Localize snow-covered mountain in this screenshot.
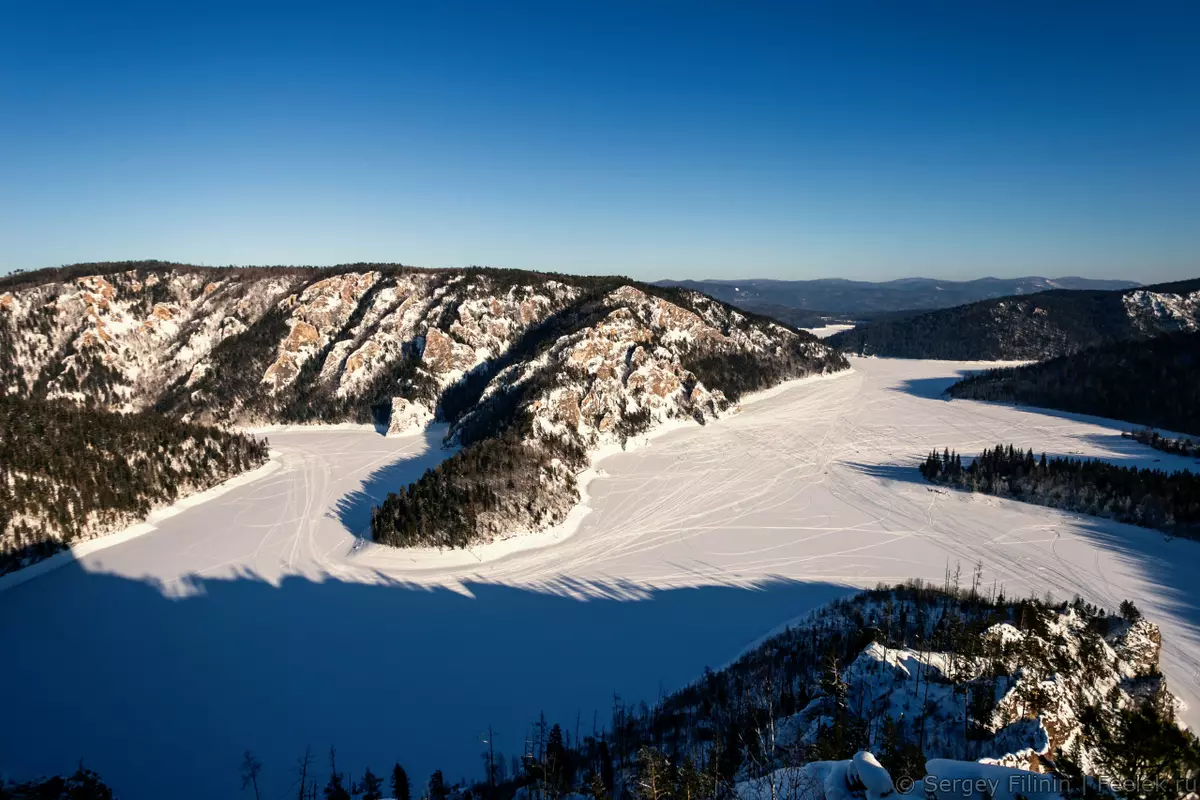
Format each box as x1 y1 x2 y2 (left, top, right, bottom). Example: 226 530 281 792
1 262 849 549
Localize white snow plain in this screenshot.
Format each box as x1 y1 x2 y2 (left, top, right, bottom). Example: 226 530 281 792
3 357 1199 800
801 323 856 338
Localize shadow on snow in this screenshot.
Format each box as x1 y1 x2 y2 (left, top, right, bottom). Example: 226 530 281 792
0 558 854 800
329 427 452 538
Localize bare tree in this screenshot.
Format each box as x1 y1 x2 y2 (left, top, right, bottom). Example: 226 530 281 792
241 750 263 800
295 746 314 800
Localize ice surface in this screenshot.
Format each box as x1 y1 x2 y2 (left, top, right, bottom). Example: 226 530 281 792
802 324 856 339
2 358 1199 799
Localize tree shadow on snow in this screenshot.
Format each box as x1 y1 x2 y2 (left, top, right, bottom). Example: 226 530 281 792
844 460 931 487
891 370 979 400
329 427 452 537
0 558 855 800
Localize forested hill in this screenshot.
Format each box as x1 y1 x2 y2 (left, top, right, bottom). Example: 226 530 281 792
370 284 848 548
947 331 1200 436
828 278 1199 360
2 261 848 551
0 394 268 575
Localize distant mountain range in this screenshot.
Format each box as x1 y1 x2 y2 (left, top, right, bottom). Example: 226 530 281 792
826 278 1199 360
654 276 1140 322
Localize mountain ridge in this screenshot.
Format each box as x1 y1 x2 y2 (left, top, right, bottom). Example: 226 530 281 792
828 278 1200 360
654 276 1141 320
1 261 848 551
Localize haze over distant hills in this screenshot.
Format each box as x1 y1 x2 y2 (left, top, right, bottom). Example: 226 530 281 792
655 276 1140 324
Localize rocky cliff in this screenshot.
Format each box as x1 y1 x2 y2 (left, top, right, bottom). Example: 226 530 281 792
1 262 849 549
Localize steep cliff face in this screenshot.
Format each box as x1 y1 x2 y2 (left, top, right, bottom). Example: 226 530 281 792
0 269 298 408
0 265 585 427
2 262 849 550
777 604 1172 775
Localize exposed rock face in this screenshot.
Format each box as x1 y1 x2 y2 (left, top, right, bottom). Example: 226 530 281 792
763 593 1181 786
387 397 433 436
0 265 581 425
0 268 298 407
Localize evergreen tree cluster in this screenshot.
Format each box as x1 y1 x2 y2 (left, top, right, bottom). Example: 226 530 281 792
947 331 1200 436
0 765 113 799
829 278 1200 360
0 394 268 574
1124 427 1200 458
371 426 587 548
919 445 1200 539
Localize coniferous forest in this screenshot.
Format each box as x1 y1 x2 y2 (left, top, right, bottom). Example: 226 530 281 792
1124 427 1200 459
0 394 269 574
946 331 1200 436
828 278 1200 360
919 445 1200 539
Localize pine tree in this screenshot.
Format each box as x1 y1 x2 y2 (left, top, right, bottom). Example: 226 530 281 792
428 770 447 800
545 723 569 798
391 765 410 800
325 748 351 800
1120 599 1142 622
360 767 383 800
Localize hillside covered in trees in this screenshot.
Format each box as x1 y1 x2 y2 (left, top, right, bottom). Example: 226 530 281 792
0 394 268 574
946 331 1200 436
1125 427 1200 459
829 278 1199 360
919 445 1200 540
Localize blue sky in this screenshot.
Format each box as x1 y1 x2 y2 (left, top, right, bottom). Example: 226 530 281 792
1 1 1197 282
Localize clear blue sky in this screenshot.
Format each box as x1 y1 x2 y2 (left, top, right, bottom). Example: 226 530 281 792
1 1 1197 282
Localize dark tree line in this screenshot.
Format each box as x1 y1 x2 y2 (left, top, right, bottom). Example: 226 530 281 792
948 331 1200 436
919 444 1200 539
0 765 113 799
830 278 1200 360
0 394 269 574
1125 427 1200 459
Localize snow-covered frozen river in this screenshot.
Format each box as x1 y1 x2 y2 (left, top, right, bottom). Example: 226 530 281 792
4 357 1199 799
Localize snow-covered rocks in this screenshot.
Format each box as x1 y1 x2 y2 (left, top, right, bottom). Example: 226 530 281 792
1122 289 1200 332
387 397 434 436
